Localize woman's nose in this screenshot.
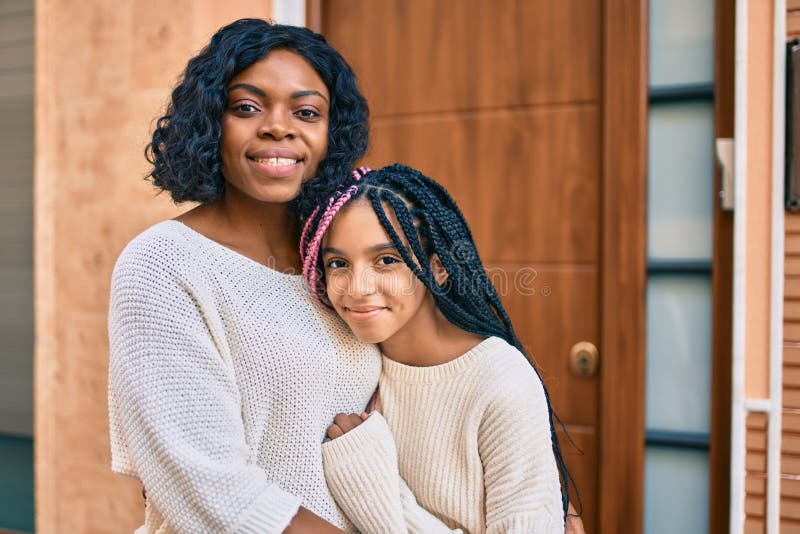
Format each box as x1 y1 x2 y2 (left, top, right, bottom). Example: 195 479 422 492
258 109 294 140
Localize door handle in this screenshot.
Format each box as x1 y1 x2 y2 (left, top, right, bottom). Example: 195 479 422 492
569 341 599 378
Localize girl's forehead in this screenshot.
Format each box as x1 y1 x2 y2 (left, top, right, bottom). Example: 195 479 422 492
325 199 403 248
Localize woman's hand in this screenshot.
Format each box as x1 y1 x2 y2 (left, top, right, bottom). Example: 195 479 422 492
326 412 369 440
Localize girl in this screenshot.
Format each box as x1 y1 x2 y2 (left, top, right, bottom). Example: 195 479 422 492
300 164 570 533
108 19 378 533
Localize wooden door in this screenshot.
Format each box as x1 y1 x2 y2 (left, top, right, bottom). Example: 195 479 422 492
314 1 647 532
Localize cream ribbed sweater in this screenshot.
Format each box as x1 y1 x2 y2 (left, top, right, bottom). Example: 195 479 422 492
322 337 564 534
108 221 381 533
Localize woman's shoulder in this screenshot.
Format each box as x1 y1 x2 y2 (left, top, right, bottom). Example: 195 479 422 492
113 220 202 283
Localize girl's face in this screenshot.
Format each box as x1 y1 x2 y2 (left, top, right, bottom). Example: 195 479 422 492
322 200 436 345
220 49 330 204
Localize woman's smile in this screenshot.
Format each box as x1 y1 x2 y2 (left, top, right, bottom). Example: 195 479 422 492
246 147 304 178
219 49 330 203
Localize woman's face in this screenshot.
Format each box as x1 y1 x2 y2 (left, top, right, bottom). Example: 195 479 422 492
220 49 330 204
322 200 435 344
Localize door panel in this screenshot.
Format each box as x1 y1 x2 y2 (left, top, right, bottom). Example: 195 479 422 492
321 0 601 115
369 108 600 263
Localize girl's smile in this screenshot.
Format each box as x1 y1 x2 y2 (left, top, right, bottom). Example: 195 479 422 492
321 199 432 346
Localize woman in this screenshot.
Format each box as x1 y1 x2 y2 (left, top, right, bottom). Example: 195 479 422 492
108 19 376 533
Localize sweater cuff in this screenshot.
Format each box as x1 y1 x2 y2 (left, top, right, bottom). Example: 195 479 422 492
321 412 396 467
235 483 303 534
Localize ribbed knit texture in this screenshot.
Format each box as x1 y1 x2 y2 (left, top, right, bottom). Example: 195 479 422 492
108 220 381 533
322 337 563 534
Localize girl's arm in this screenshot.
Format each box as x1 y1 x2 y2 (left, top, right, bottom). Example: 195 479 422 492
478 370 565 534
322 412 462 533
109 244 316 533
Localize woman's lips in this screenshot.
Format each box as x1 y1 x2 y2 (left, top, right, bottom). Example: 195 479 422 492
246 155 302 178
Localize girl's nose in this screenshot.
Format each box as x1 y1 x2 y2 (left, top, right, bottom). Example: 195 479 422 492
349 266 377 296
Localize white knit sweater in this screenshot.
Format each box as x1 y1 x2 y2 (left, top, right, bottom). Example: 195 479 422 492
322 337 564 534
107 220 381 533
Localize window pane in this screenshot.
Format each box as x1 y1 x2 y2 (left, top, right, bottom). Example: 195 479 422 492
646 275 711 433
649 0 714 86
648 102 714 261
644 447 709 534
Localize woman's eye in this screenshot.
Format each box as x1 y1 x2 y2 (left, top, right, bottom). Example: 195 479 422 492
295 108 321 120
231 103 260 114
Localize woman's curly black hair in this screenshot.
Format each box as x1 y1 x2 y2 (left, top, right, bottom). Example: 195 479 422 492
145 18 369 218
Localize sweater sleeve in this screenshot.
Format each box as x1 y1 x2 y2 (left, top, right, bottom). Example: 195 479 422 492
322 413 462 534
479 370 564 534
108 242 301 533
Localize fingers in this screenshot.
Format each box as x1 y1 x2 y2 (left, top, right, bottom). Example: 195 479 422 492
334 412 364 432
326 413 366 440
326 424 344 440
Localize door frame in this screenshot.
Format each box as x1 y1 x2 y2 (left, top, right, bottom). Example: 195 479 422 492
599 0 648 531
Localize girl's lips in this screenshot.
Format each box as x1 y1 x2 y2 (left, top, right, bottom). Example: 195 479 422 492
344 306 386 322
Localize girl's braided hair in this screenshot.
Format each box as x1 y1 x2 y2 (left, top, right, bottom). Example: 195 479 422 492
300 163 576 518
145 18 369 218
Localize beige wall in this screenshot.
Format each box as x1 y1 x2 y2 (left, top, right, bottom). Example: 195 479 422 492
34 1 273 531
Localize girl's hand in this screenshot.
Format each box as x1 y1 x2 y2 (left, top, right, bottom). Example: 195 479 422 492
326 412 369 440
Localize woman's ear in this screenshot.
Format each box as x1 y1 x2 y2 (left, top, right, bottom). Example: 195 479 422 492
430 254 449 286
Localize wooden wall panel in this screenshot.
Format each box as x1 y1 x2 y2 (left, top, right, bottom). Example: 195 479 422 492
34 1 273 532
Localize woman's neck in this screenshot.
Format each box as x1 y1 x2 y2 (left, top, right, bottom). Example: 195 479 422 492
176 187 301 273
379 300 486 367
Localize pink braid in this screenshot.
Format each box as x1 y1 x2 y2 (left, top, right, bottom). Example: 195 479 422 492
300 167 371 297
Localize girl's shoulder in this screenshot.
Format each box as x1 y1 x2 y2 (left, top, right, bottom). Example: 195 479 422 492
474 337 548 402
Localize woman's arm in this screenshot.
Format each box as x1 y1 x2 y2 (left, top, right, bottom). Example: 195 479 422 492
109 244 304 533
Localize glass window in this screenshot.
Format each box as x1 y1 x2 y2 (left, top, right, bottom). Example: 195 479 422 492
644 448 710 534
646 275 712 433
648 102 715 261
649 0 715 86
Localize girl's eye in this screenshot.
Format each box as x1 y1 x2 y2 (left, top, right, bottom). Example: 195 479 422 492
295 108 321 120
325 259 346 270
377 256 402 267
